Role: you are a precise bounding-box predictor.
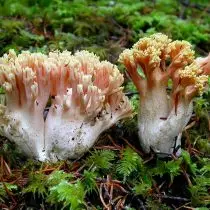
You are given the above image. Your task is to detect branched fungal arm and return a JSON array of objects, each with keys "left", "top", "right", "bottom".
[{"left": 119, "top": 33, "right": 209, "bottom": 155}]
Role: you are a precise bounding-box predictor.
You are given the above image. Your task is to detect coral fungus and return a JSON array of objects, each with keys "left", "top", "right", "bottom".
[
  {"left": 196, "top": 53, "right": 210, "bottom": 75},
  {"left": 119, "top": 33, "right": 209, "bottom": 155},
  {"left": 0, "top": 50, "right": 132, "bottom": 161}
]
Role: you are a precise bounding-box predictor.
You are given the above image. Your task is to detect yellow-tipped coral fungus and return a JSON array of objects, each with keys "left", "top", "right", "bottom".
[
  {"left": 195, "top": 53, "right": 210, "bottom": 76},
  {"left": 119, "top": 33, "right": 209, "bottom": 155},
  {"left": 0, "top": 50, "right": 132, "bottom": 161}
]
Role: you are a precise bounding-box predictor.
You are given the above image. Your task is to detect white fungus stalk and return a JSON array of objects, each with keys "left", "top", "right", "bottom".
[
  {"left": 119, "top": 33, "right": 209, "bottom": 156},
  {"left": 0, "top": 50, "right": 132, "bottom": 161}
]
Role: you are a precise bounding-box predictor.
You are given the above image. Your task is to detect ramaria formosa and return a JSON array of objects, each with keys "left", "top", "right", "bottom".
[
  {"left": 119, "top": 33, "right": 209, "bottom": 156},
  {"left": 0, "top": 50, "right": 132, "bottom": 161}
]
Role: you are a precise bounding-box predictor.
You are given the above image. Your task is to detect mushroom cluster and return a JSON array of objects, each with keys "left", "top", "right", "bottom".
[
  {"left": 0, "top": 50, "right": 132, "bottom": 161},
  {"left": 0, "top": 33, "right": 209, "bottom": 160},
  {"left": 119, "top": 33, "right": 209, "bottom": 155}
]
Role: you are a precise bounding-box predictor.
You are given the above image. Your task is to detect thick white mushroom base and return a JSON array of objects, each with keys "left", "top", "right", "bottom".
[
  {"left": 138, "top": 87, "right": 193, "bottom": 156},
  {"left": 44, "top": 96, "right": 131, "bottom": 161}
]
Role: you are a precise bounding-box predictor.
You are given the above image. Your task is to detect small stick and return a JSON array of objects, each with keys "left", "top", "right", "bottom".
[
  {"left": 120, "top": 137, "right": 144, "bottom": 156},
  {"left": 155, "top": 194, "right": 190, "bottom": 202},
  {"left": 99, "top": 183, "right": 109, "bottom": 209}
]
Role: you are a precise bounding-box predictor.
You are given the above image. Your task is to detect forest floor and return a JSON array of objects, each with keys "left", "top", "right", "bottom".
[{"left": 0, "top": 0, "right": 210, "bottom": 209}]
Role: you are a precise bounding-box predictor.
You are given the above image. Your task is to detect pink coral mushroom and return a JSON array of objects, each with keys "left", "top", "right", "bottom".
[
  {"left": 196, "top": 53, "right": 210, "bottom": 75},
  {"left": 119, "top": 33, "right": 209, "bottom": 156},
  {"left": 0, "top": 50, "right": 132, "bottom": 161}
]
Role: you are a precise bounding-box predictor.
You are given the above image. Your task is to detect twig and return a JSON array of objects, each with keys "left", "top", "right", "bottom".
[
  {"left": 176, "top": 202, "right": 191, "bottom": 210},
  {"left": 94, "top": 146, "right": 121, "bottom": 151},
  {"left": 136, "top": 197, "right": 146, "bottom": 210},
  {"left": 107, "top": 135, "right": 122, "bottom": 150},
  {"left": 171, "top": 154, "right": 192, "bottom": 187},
  {"left": 115, "top": 195, "right": 127, "bottom": 209},
  {"left": 99, "top": 183, "right": 110, "bottom": 209},
  {"left": 182, "top": 169, "right": 192, "bottom": 187},
  {"left": 109, "top": 184, "right": 114, "bottom": 206},
  {"left": 143, "top": 153, "right": 154, "bottom": 164},
  {"left": 155, "top": 194, "right": 190, "bottom": 202},
  {"left": 120, "top": 137, "right": 144, "bottom": 156},
  {"left": 184, "top": 121, "right": 196, "bottom": 130},
  {"left": 3, "top": 182, "right": 17, "bottom": 205}
]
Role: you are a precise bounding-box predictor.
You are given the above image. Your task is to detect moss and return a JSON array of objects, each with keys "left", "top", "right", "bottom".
[{"left": 0, "top": 0, "right": 210, "bottom": 209}]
